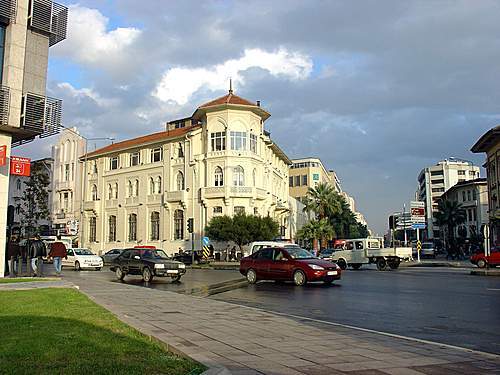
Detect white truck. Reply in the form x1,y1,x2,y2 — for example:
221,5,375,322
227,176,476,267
321,238,412,271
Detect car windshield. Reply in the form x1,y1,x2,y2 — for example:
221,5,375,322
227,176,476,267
320,249,333,256
73,248,94,255
286,247,315,259
142,249,169,259
422,244,433,249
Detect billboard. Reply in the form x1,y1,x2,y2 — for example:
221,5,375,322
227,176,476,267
10,156,31,176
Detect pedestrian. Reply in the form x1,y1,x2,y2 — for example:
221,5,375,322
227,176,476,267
29,235,47,277
230,246,236,262
178,247,184,255
48,235,67,276
7,236,20,277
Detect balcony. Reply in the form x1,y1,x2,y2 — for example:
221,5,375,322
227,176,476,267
0,0,16,24
202,187,225,199
147,194,163,205
202,186,269,200
229,186,253,198
55,180,72,191
0,85,9,128
105,199,118,209
125,196,140,206
165,190,187,203
83,200,99,212
28,0,68,46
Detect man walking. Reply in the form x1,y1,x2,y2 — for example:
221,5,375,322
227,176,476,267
29,235,47,277
48,235,67,276
7,237,20,277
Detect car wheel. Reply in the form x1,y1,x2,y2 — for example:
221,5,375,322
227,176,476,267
171,275,181,282
115,267,125,280
293,269,307,286
246,269,257,284
75,261,81,271
376,258,387,271
336,259,347,270
324,280,333,285
477,259,487,268
351,263,362,270
142,267,153,282
95,267,101,271
388,259,400,270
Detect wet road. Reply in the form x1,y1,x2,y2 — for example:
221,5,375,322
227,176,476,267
211,267,500,354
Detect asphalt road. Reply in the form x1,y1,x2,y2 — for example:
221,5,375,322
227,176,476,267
211,266,500,355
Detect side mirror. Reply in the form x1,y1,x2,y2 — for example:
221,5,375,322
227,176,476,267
133,255,140,260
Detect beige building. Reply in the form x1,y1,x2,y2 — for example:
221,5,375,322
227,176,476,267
289,158,342,200
0,0,67,277
80,90,298,255
471,126,500,243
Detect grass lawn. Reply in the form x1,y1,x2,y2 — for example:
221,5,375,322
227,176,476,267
0,277,56,284
0,288,205,375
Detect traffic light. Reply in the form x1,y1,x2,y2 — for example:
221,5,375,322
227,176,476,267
187,218,194,233
389,215,399,229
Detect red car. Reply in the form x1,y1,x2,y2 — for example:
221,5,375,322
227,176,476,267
240,246,341,286
470,247,500,268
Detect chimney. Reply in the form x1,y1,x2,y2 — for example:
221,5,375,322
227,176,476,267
256,100,261,107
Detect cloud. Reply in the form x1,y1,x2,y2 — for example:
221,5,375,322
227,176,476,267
52,5,141,67
153,48,313,104
56,82,118,108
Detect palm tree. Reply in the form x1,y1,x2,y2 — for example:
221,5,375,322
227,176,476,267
434,200,466,251
297,219,335,252
303,183,341,220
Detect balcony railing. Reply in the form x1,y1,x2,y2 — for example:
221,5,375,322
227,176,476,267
28,0,68,46
0,0,16,23
0,86,9,127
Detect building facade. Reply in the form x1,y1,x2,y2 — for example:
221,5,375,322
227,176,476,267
289,158,341,200
80,91,297,255
440,178,488,240
0,0,67,277
417,158,481,240
51,127,85,235
471,126,500,244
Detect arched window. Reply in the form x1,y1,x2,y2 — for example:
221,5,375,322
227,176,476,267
133,179,139,196
149,177,155,195
91,184,98,201
108,215,117,242
89,217,97,242
128,213,137,241
151,211,160,241
114,183,118,199
176,172,184,191
155,176,162,194
233,166,244,186
252,169,256,187
214,166,223,187
174,209,184,240
107,184,113,200
16,178,21,191
128,180,133,197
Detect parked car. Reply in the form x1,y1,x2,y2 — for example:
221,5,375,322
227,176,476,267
173,250,205,265
240,246,341,286
317,248,334,260
420,242,436,258
110,248,186,282
470,247,500,268
247,241,300,257
62,248,103,271
101,249,124,265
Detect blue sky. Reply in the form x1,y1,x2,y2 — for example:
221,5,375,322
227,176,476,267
19,0,500,235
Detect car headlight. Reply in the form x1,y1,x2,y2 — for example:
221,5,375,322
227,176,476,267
155,264,165,269
309,264,324,270
178,264,186,269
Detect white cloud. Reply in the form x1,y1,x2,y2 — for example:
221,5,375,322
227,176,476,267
53,5,141,65
153,48,313,104
57,82,117,107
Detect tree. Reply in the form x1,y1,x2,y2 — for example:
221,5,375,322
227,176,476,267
303,183,341,220
205,213,279,251
434,200,466,251
18,162,51,237
296,218,335,250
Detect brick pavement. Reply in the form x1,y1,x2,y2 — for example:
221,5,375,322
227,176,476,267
69,276,500,375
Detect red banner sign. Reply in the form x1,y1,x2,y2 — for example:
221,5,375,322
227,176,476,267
10,156,31,176
411,207,425,216
0,145,6,167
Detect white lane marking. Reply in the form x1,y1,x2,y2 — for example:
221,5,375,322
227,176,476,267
263,310,500,359
487,288,500,291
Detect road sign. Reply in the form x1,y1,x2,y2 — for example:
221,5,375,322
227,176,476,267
10,156,31,176
202,245,210,259
202,236,210,246
412,223,426,229
410,201,425,225
416,240,422,251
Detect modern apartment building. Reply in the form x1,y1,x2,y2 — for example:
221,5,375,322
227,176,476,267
80,90,301,255
471,125,500,244
289,158,342,200
440,178,488,239
0,0,67,277
51,127,85,235
417,158,481,240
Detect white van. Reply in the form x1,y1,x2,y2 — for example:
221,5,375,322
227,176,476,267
247,241,301,257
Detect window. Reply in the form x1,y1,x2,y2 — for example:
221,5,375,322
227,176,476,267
91,184,98,201
469,170,476,177
108,215,116,242
213,206,223,214
250,134,257,153
110,156,118,170
473,189,477,200
252,169,256,186
462,191,466,202
178,143,184,158
151,147,163,162
233,166,244,186
174,210,184,240
133,179,139,196
254,207,258,215
468,209,473,222
89,217,97,243
174,121,184,129
92,161,97,174
294,175,300,187
63,192,69,210
149,177,155,195
230,131,247,150
211,132,226,151
467,190,471,201
431,187,444,193
128,181,133,197
64,164,70,181
302,175,308,186
234,206,245,215
430,170,443,176
432,179,444,184
107,184,113,200
473,209,477,221
128,214,137,241
130,152,140,166
155,176,162,194
176,172,184,190
16,179,21,190
151,212,160,241
214,166,223,186
458,170,465,176
289,176,293,187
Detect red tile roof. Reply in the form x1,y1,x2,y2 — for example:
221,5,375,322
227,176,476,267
198,92,257,108
84,125,199,158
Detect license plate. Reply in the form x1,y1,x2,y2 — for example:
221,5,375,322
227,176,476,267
327,271,338,276
91,264,100,266
167,270,179,274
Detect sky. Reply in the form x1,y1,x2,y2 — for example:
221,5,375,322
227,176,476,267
17,0,500,235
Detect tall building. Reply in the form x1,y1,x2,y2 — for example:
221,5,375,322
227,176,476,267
51,127,85,235
0,0,67,277
80,90,299,255
471,125,500,244
289,158,342,200
417,158,481,240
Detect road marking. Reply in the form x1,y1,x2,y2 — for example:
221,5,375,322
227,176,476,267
260,310,500,359
487,288,500,291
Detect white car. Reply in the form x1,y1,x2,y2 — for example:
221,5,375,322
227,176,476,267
62,248,103,271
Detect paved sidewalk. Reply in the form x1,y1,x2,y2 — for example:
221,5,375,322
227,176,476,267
0,279,73,291
71,277,500,375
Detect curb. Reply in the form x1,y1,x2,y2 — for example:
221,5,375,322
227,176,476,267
470,269,500,277
402,262,473,269
179,277,248,297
